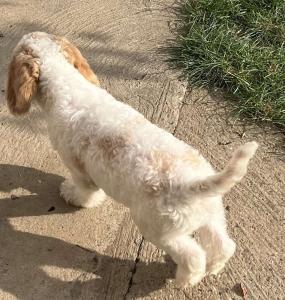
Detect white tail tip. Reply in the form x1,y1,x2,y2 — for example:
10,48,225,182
240,141,259,158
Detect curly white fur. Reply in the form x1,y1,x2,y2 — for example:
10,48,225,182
7,32,258,287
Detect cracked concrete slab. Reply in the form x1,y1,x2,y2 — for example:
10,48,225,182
0,1,284,299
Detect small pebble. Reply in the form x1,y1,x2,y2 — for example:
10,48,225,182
218,141,232,145
48,206,55,212
233,282,248,298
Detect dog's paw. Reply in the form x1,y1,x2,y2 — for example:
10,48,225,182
175,267,205,288
207,262,225,276
207,239,236,276
86,189,106,208
60,179,80,207
60,179,106,208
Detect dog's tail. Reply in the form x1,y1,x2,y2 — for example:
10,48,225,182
189,142,258,197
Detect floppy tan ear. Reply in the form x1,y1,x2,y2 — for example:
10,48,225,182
6,50,40,115
55,36,100,86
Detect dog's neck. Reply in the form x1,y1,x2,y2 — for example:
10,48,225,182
36,53,89,115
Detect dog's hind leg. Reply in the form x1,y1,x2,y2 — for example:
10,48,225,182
198,222,236,276
160,235,206,287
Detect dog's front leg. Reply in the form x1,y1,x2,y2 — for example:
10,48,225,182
60,172,106,208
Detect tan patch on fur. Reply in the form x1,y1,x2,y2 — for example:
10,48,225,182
151,151,174,173
53,36,100,86
97,135,129,160
182,149,204,166
6,48,40,115
144,149,204,196
144,151,174,196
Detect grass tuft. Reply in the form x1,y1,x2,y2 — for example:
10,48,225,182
168,0,285,127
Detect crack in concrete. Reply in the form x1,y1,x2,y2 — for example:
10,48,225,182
123,236,144,299
168,78,189,136
173,86,189,136
173,101,185,136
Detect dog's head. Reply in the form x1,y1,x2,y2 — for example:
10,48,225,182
6,32,100,115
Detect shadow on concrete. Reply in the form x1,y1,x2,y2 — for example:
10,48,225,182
0,164,70,218
0,21,150,81
0,1,19,7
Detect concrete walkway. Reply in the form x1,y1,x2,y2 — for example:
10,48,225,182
0,1,284,299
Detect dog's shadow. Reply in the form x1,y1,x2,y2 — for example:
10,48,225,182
0,164,175,299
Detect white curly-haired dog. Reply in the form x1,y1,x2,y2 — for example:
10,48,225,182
7,32,258,287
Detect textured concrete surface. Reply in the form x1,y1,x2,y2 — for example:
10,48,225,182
0,1,284,299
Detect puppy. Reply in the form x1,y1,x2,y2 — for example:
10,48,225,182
6,32,258,287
